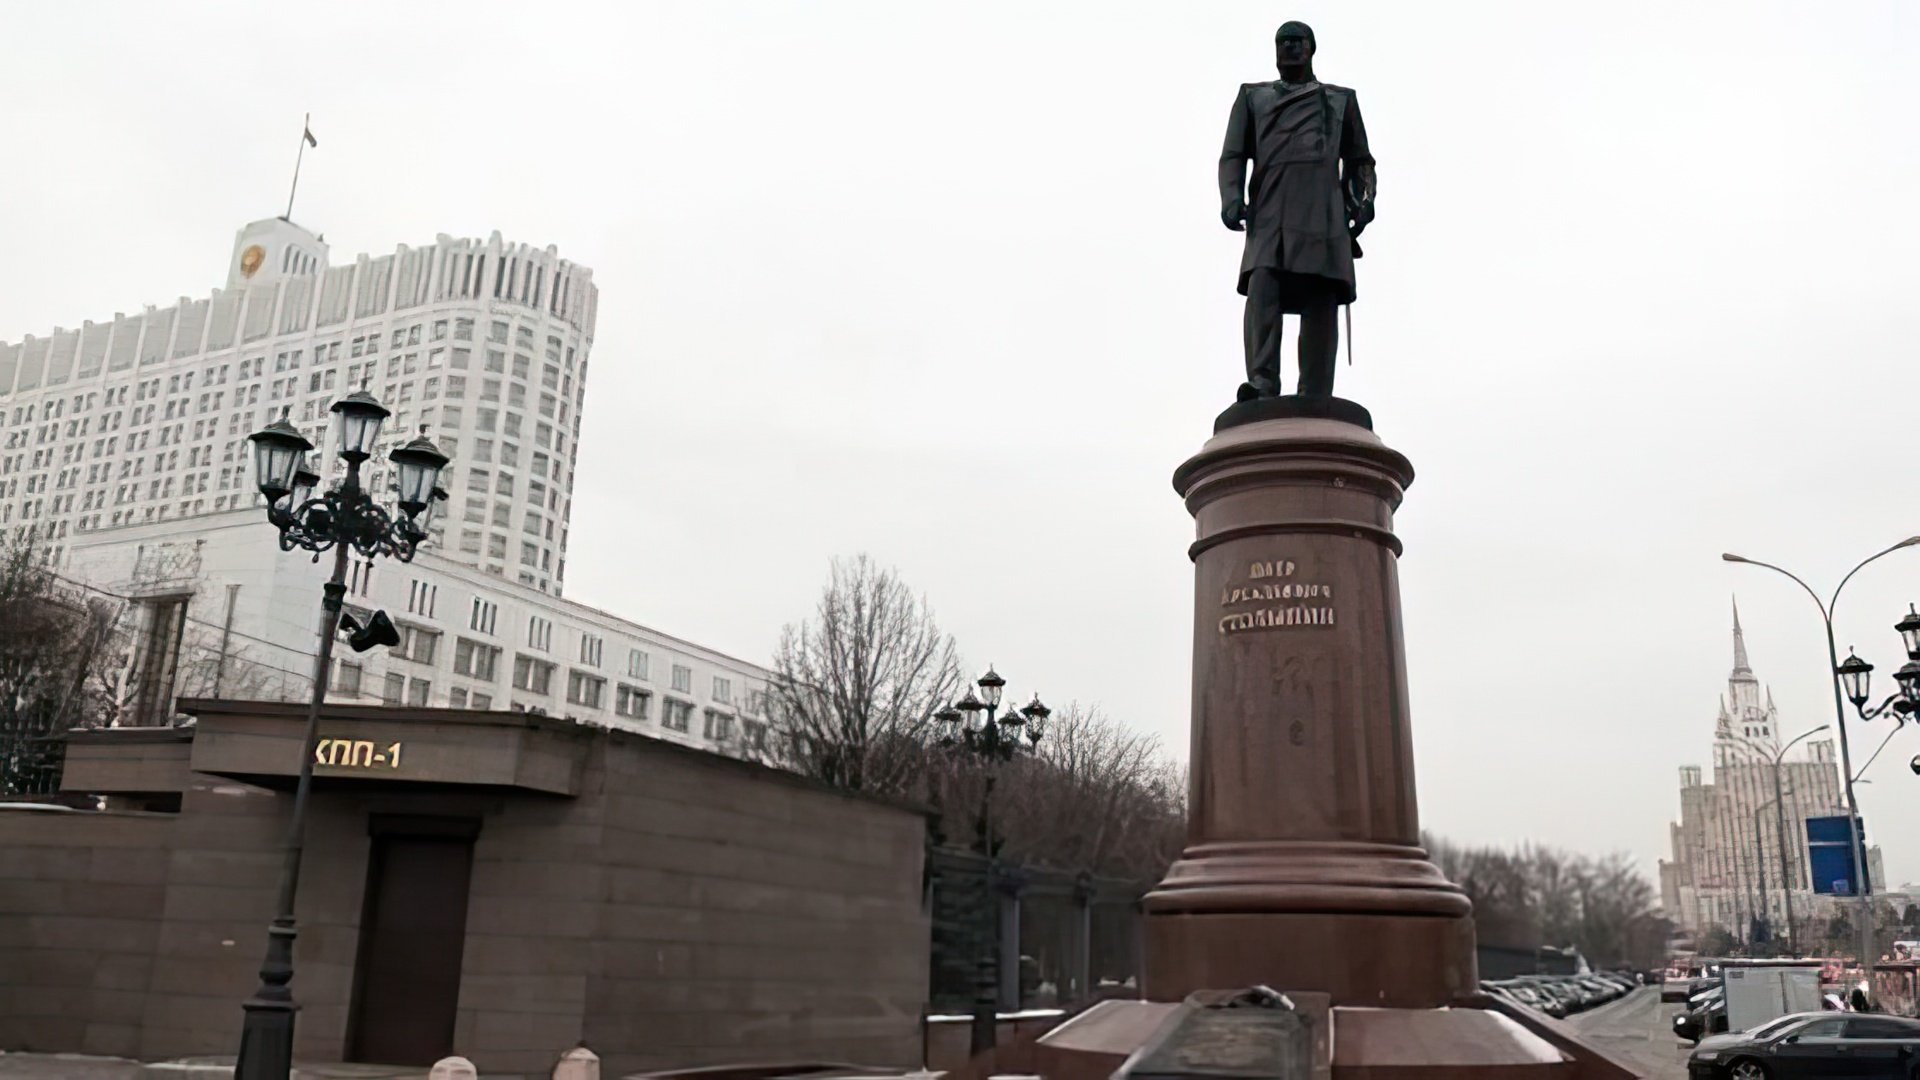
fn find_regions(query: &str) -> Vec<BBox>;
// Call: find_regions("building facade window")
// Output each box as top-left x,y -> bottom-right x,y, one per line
567,670 -> 605,709
579,633 -> 602,667
347,558 -> 374,597
469,598 -> 498,635
741,719 -> 768,753
702,709 -> 734,742
453,637 -> 500,681
127,595 -> 188,726
527,615 -> 552,651
382,672 -> 406,706
395,624 -> 439,665
671,664 -> 691,693
711,676 -> 731,704
615,684 -> 650,720
661,698 -> 693,732
407,578 -> 438,618
513,655 -> 554,695
627,649 -> 649,680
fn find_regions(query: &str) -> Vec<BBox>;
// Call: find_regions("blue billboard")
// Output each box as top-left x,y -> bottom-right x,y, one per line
1807,815 -> 1871,896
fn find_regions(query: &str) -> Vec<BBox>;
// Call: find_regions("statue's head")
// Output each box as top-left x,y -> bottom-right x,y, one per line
1275,21 -> 1316,74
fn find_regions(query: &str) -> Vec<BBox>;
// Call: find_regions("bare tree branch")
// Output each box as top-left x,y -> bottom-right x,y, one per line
1425,831 -> 1670,970
771,554 -> 964,794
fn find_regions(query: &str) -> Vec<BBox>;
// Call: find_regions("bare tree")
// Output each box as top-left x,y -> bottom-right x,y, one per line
919,703 -> 1185,881
92,616 -> 302,727
0,538 -> 115,795
770,554 -> 964,794
989,704 -> 1185,879
1426,832 -> 1669,970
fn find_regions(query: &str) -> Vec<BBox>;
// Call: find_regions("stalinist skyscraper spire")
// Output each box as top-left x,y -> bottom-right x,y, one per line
1665,601 -> 1854,943
1732,596 -> 1753,676
1720,596 -> 1774,751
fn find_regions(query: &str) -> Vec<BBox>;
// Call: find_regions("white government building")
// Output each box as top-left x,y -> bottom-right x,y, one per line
1659,604 -> 1883,942
2,217 -> 773,757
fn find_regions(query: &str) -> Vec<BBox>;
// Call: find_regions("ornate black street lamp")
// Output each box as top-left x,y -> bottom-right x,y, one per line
1833,611 -> 1920,782
234,391 -> 448,1080
934,667 -> 1048,1057
1724,539 -> 1920,988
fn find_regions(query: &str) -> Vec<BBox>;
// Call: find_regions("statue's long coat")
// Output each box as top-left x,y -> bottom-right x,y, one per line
1222,80 -> 1372,307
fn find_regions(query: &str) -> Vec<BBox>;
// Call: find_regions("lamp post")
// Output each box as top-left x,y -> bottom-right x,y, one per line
1723,538 -> 1920,988
234,392 -> 448,1080
934,667 -> 1049,1058
1750,724 -> 1830,958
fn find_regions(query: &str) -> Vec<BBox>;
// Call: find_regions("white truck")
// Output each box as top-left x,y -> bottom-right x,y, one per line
1723,962 -> 1823,1033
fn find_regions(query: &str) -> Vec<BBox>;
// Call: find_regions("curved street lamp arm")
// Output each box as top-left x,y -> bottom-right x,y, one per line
1830,536 -> 1920,620
1850,720 -> 1909,784
1773,723 -> 1833,765
1726,546 -> 1874,974
1723,554 -> 1830,623
1854,694 -> 1911,723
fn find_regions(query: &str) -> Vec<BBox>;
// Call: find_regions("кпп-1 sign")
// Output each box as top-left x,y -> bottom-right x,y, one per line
314,738 -> 404,769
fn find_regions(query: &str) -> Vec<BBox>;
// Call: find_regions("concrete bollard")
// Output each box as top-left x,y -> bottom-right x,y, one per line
429,1057 -> 478,1080
552,1046 -> 599,1080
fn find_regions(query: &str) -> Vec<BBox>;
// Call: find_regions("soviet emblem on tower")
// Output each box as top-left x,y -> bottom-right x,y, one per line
240,244 -> 266,279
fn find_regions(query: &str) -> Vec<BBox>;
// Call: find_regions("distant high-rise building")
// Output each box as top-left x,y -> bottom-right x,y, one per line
1659,602 -> 1866,944
0,216 -> 598,596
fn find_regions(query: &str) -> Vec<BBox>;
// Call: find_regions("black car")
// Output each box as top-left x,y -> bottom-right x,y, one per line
1688,1011 -> 1920,1078
1673,989 -> 1727,1043
1507,983 -> 1568,1019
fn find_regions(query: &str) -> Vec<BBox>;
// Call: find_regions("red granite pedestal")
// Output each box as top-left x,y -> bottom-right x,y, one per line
1143,412 -> 1474,1010
1034,406 -> 1641,1079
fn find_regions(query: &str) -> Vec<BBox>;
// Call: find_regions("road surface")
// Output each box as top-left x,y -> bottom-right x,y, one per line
1566,986 -> 1690,1080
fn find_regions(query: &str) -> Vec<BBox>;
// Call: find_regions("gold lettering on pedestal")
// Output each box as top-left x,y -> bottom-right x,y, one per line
1247,560 -> 1296,579
1219,582 -> 1333,605
1218,557 -> 1337,635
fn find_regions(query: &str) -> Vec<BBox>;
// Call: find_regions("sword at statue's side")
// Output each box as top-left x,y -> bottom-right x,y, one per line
1344,177 -> 1372,369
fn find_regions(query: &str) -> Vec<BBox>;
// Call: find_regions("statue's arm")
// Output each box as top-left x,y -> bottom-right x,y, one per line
1218,86 -> 1251,231
1342,91 -> 1377,236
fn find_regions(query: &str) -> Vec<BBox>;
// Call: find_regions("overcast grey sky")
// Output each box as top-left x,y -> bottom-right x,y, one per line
4,1 -> 1918,886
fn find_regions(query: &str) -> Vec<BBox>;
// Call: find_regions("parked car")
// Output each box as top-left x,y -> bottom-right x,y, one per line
1578,974 -> 1628,1002
1486,971 -> 1649,1020
1673,988 -> 1727,1044
1688,1011 -> 1920,1078
1485,980 -> 1565,1018
1667,971 -> 1721,1003
1513,983 -> 1569,1019
1523,978 -> 1586,1014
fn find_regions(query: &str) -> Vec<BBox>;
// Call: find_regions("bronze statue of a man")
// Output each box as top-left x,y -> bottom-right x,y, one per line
1220,21 -> 1376,401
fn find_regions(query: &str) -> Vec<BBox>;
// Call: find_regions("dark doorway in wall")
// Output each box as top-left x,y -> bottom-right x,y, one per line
346,815 -> 478,1065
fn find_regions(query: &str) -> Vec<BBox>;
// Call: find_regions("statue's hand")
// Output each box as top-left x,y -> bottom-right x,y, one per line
1221,200 -> 1247,232
1347,198 -> 1375,240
